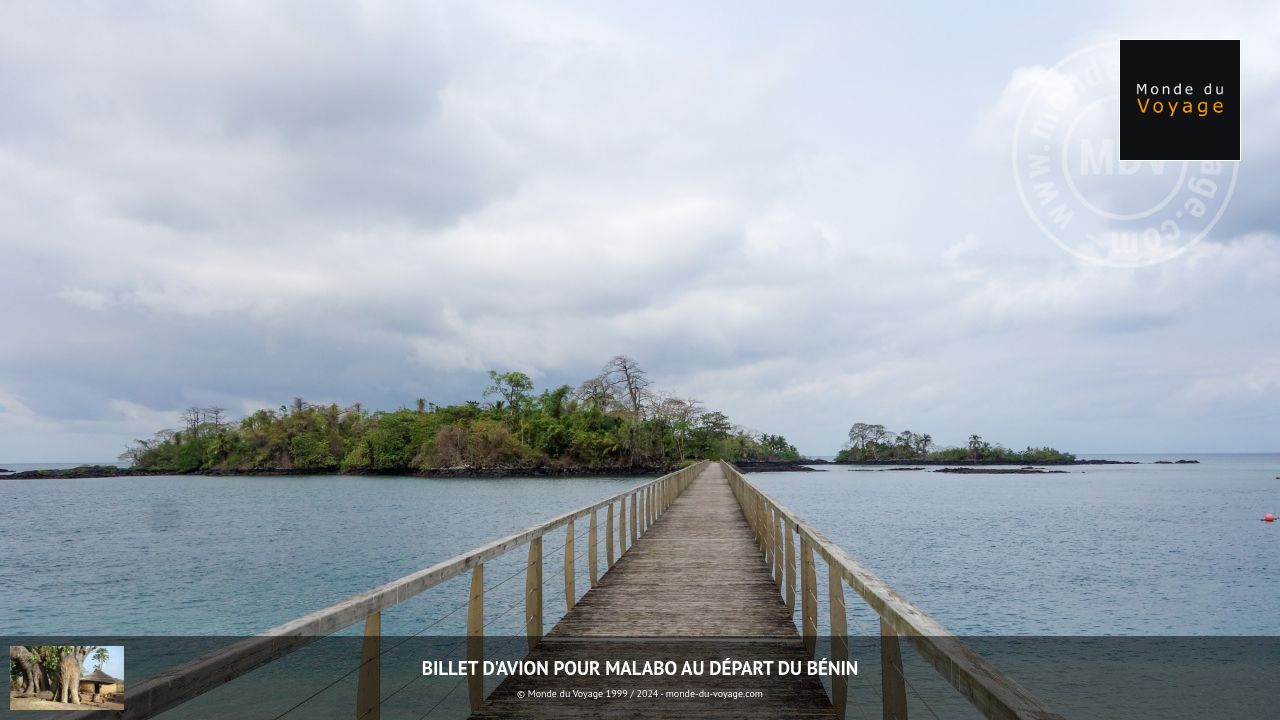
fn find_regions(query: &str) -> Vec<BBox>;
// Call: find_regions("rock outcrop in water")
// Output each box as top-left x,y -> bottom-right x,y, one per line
1,463 -> 680,480
2,464 -> 138,480
734,461 -> 820,472
935,467 -> 1069,474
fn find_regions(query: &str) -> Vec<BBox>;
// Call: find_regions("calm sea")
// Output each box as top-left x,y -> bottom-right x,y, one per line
752,453 -> 1280,636
2,455 -> 1277,719
2,455 -> 1276,636
0,471 -> 645,636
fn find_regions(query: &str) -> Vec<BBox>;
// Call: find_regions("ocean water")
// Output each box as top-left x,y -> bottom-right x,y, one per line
2,456 -> 1276,637
751,453 -> 1280,636
0,472 -> 646,637
745,454 -> 1280,718
2,457 -> 1277,719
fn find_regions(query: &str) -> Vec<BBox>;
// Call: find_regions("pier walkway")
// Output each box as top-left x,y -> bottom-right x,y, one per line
469,462 -> 833,719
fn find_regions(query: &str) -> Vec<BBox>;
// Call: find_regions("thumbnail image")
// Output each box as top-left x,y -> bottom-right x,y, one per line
9,645 -> 124,712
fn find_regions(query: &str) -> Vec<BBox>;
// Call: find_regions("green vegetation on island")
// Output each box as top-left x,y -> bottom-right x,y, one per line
834,422 -> 1076,464
122,356 -> 802,474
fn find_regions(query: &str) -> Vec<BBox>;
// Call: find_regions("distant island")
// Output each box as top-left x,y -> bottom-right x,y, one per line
834,423 -> 1078,464
734,422 -> 1201,474
103,356 -> 804,478
1,399 -> 1202,481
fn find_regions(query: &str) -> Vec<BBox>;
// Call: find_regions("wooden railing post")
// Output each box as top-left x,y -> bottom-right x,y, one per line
630,493 -> 638,544
760,497 -> 770,557
880,618 -> 908,720
525,537 -> 543,650
564,519 -> 576,610
830,571 -> 849,720
750,492 -> 761,543
772,509 -> 784,590
785,522 -> 796,614
619,498 -> 628,553
467,565 -> 484,711
760,497 -> 771,560
648,485 -> 654,528
757,500 -> 767,554
801,537 -> 817,658
355,611 -> 380,720
641,487 -> 649,533
606,503 -> 616,566
646,485 -> 652,527
766,505 -> 777,575
588,510 -> 599,587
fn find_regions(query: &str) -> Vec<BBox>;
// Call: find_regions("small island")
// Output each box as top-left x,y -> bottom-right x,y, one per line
828,422 -> 1196,468
834,423 -> 1077,464
15,357 -> 805,480
2,465 -> 136,480
733,422 -> 1202,473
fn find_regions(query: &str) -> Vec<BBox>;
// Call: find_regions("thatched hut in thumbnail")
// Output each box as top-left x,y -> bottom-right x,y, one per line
78,668 -> 121,699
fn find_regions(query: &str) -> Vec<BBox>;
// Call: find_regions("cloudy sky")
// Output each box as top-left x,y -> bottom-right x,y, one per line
2,0 -> 1278,461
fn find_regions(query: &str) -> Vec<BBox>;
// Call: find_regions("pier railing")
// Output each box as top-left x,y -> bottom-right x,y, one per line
721,461 -> 1065,720
57,461 -> 708,720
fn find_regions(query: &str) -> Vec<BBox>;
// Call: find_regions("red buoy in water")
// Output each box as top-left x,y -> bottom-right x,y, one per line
1266,513 -> 1277,523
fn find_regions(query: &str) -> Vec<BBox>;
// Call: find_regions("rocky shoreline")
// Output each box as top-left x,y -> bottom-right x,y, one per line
935,466 -> 1068,474
0,463 -> 683,480
734,458 -> 1201,473
0,464 -> 141,479
831,458 -> 1197,466
732,461 -> 821,473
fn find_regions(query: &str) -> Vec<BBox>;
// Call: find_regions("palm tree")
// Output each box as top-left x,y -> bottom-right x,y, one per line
916,433 -> 933,457
968,434 -> 983,463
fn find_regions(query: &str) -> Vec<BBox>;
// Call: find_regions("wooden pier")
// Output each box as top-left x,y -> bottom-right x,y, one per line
56,461 -> 1065,720
469,462 -> 834,719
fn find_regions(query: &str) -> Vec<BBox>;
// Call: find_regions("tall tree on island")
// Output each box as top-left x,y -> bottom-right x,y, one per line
603,355 -> 651,419
968,434 -> 984,463
484,371 -> 534,447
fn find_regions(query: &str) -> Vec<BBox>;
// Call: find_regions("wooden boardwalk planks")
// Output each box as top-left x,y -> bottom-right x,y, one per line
469,463 -> 835,719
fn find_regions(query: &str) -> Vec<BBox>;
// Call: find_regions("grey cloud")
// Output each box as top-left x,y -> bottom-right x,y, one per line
3,2 -> 1280,461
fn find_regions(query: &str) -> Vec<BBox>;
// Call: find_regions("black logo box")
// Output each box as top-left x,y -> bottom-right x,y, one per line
1120,39 -> 1240,161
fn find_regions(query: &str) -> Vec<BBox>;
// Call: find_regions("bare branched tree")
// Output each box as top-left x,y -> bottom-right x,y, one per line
574,375 -> 615,411
649,393 -> 704,459
182,407 -> 203,437
204,406 -> 227,430
602,355 -> 651,419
